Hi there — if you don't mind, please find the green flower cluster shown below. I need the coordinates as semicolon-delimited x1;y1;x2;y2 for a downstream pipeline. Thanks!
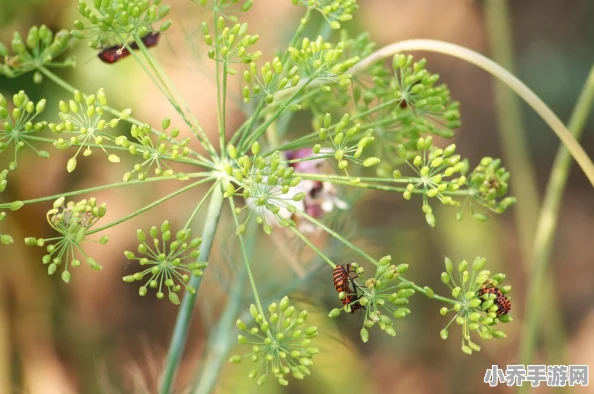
24;197;108;283
466;157;516;218
73;0;172;49
49;88;131;172
397;137;466;227
314;112;378;178
225;142;303;234
115;118;191;181
243;57;301;104
0;91;49;173
288;36;359;84
230;297;319;386
291;0;358;30
438;257;512;354
370;54;460;144
328;256;413;342
202;18;261;68
123;220;206;305
0;25;73;80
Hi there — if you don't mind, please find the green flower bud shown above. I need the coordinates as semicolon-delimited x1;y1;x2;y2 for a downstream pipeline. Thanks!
360;328;369;343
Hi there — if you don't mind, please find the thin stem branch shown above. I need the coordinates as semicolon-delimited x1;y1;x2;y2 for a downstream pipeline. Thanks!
132;36;218;158
0;173;211;208
160;186;225;394
518;64;594;389
485;0;568;377
87;177;215;234
227;197;265;316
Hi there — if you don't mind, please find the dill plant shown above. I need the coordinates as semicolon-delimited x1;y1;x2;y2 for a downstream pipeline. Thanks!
1;0;594;392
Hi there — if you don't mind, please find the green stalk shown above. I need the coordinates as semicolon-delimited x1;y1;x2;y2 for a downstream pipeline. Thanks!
280;8;312;66
87;178;214;234
0;173;210;208
240;73;319;153
227;198;265;316
192;266;246;394
485;0;540;255
160;186;225;394
485;0;568;374
131;37;218;158
518;64;594;392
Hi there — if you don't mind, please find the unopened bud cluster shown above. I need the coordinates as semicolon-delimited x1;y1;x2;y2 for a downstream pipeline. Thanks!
49;88;131;173
397;138;466;227
226;142;303;235
0;91;49;173
243;57;301;104
468;157;516;216
291;0;358;30
0;25;72;80
73;0;172;48
122;220;206;305
438;257;512;354
328;256;414;343
388;54;460;140
315;112;377;179
288;36;359;84
203;18;261;69
230;297;319;386
115;118;191;181
24;197;108;283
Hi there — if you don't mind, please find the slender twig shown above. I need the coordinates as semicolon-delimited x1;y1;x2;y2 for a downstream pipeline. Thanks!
160;186;225;394
485;0;568;375
518;64;594;393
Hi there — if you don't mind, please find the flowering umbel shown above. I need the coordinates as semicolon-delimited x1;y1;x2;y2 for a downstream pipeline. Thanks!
122;220;207;305
0;91;49;173
438;257;512;354
49;88;131;172
72;0;172;49
226;142;304;235
24;197;108;283
0;25;73;81
230;297;319;386
328;256;413;342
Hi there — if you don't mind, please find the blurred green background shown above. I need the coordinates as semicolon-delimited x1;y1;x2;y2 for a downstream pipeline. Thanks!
1;0;593;393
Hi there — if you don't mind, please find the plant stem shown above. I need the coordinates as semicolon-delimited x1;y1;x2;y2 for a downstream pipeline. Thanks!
241;73;318;153
291;227;335;268
87;178;214;234
192;266;246;394
343;39;594;186
485;0;540;260
0;173;210;208
485;0;569;376
160;186;225;394
227;198;265;316
518;64;594;391
131;37;218;158
298;210;377;265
